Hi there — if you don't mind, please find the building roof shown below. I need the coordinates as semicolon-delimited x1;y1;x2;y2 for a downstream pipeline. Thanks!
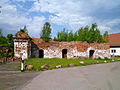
14;32;31;39
109;33;120;46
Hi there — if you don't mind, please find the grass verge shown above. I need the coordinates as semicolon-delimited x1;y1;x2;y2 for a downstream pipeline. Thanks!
17;58;120;71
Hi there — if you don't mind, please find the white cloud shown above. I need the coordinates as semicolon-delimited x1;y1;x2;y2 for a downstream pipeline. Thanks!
98;19;120;33
27;16;45;38
0;1;45;37
29;0;120;32
13;0;37;3
0;3;31;31
0;0;120;37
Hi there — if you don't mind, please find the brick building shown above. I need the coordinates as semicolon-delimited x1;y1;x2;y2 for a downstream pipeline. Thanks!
14;32;110;59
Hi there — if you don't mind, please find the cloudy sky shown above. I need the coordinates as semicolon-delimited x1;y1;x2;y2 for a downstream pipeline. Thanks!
0;0;120;38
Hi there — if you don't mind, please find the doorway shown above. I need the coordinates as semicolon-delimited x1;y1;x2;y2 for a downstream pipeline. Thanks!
39;49;44;58
89;50;94;59
62;49;67;58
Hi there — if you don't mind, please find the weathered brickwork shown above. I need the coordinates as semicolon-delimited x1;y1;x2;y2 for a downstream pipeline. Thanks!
14;38;31;59
14;32;111;59
31;40;110;59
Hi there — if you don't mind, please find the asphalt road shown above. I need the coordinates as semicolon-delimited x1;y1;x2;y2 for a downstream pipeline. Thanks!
22;62;120;90
0;62;120;90
0;71;40;90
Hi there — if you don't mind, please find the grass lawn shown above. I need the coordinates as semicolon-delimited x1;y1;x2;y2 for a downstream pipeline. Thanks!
19;57;120;71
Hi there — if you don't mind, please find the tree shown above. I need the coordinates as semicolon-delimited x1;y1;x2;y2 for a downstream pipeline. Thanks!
0;6;1;13
67;31;74;41
54;28;68;41
103;31;108;43
7;34;13;46
40;22;52;42
7;34;14;57
0;28;2;37
15;26;28;37
54;23;108;43
83;25;89;42
74;31;78;41
77;27;84;41
20;26;27;33
88;23;97;43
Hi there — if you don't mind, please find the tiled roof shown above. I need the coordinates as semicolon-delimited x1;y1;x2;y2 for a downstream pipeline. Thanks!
108;33;120;46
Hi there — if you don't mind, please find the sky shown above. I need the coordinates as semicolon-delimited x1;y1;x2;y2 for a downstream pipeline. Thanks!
0;0;120;38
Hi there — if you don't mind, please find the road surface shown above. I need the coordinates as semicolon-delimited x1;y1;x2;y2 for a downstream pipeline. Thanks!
21;62;120;90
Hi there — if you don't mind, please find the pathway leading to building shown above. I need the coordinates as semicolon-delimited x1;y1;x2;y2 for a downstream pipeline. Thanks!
22;62;120;90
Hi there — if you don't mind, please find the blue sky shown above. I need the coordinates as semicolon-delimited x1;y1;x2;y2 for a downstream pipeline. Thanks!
0;0;120;38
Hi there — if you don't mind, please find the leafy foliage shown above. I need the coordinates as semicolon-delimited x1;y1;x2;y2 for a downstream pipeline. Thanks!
20;26;27;33
54;23;108;43
0;30;14;58
40;22;52;42
103;31;109;43
15;26;28;37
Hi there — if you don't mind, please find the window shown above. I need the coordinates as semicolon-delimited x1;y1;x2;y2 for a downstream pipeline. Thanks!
111;49;116;53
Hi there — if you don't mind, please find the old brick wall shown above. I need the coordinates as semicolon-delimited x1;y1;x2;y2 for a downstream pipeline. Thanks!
14;38;31;59
32;40;110;59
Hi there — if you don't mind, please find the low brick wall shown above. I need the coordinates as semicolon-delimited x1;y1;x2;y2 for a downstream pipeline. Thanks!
0;57;21;62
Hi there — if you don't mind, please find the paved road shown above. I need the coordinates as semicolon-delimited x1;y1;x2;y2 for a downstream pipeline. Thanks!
0;62;20;71
1;62;120;90
0;71;40;90
22;62;120;90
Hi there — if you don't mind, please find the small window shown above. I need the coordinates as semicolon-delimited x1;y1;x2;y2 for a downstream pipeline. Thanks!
111;49;116;53
111;50;114;53
114;50;116;53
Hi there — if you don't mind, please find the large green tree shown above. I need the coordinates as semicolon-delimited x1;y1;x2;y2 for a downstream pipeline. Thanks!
40;22;52;42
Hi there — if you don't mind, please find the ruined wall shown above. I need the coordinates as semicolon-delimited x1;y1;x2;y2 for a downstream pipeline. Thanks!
32;40;110;59
14;38;31;59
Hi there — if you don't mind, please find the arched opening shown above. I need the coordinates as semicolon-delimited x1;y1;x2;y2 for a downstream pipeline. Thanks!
39;49;44;58
62;49;67;58
89;50;94;59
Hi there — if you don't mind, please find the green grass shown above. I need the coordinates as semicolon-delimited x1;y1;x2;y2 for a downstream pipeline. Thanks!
19;57;120;71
